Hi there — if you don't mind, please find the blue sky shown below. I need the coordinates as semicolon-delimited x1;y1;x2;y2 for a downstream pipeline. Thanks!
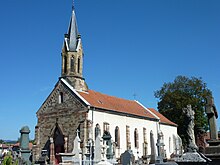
0;0;220;140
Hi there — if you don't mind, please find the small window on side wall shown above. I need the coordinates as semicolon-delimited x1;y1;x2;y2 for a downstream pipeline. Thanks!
59;92;64;104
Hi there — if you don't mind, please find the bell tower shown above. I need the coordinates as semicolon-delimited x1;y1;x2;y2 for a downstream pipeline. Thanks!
61;5;88;91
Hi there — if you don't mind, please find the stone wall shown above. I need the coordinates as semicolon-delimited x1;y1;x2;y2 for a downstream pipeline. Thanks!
34;81;88;161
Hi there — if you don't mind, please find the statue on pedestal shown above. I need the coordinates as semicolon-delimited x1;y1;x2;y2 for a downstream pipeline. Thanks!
205;96;218;140
183;105;198;152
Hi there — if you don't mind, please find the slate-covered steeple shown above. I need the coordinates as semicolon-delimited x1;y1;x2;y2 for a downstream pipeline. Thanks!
66;6;79;51
61;4;88;91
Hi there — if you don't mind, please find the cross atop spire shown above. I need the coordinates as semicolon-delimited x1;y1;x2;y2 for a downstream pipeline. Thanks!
72;0;75;10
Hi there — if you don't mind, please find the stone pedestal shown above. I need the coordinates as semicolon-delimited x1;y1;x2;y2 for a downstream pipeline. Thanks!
102;131;113;159
204;140;220;164
175;151;211;165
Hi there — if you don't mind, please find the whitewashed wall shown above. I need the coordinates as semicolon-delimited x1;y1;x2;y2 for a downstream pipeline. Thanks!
159;124;178;158
88;110;177;160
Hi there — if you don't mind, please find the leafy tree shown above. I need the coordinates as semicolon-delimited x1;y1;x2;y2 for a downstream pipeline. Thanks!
0;139;4;144
154;75;212;146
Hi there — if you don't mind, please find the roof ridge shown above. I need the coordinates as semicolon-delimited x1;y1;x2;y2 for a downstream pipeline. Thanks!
135;101;160;120
148;108;177;126
87;89;135;102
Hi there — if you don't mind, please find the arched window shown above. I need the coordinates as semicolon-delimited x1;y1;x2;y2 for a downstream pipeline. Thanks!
77;58;80;73
70;56;74;72
95;124;101;139
59;92;64;104
126;125;131;150
103;122;109;133
169;137;171;153
115;126;120;148
143;127;147;143
64;56;67;74
134;128;139;149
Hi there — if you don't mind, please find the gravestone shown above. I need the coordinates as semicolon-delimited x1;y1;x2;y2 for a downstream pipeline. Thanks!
155;131;178;165
84;138;94;165
156;130;166;163
72;130;82;165
174;135;183;156
120;150;134;165
96;142;113;165
19;126;31;165
103;131;113;159
94;134;103;163
150;130;156;164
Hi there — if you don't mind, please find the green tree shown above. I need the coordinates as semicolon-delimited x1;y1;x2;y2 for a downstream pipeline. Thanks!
154;75;212;146
0;139;4;144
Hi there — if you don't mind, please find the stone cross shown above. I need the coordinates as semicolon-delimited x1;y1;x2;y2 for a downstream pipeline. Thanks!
205;96;218;140
156;130;165;163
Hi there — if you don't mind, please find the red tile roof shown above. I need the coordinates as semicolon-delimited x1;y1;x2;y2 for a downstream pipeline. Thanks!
148;108;178;126
12;142;33;149
78;90;177;126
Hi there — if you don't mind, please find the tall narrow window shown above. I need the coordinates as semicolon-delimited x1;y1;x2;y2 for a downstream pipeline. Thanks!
169;137;171;153
134;128;139;149
77;58;80;73
64;56;67;74
126;125;131;150
59;92;64;104
103;122;109;133
95;124;101;139
71;56;74;72
115;126;120;148
77;124;81;139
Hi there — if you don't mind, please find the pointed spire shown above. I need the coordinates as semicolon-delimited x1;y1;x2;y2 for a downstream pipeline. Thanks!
66;0;79;51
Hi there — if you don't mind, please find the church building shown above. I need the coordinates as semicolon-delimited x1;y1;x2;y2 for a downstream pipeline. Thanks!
34;5;178;164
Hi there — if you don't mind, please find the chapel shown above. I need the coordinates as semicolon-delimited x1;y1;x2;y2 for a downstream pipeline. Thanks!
34;4;178;164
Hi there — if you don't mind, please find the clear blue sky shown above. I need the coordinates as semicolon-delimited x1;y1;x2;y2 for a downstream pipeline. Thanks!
0;0;219;140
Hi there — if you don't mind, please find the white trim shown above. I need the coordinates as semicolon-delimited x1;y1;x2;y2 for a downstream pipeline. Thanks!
76;38;81;52
64;38;70;51
60;78;90;106
135;100;160;120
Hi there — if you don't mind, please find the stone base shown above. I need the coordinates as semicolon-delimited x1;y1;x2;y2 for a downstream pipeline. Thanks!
207;140;220;147
177;162;208;165
97;160;113;165
155;162;178;165
205;146;220;155
59;153;74;163
175;152;210;163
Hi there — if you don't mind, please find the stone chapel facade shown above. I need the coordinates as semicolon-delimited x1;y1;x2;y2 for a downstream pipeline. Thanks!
34;6;178;164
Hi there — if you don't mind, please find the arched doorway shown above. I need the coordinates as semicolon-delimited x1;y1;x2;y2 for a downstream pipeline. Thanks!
53;126;64;164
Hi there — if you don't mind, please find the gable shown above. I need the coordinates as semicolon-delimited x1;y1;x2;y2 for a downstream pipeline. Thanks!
36;80;88;116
